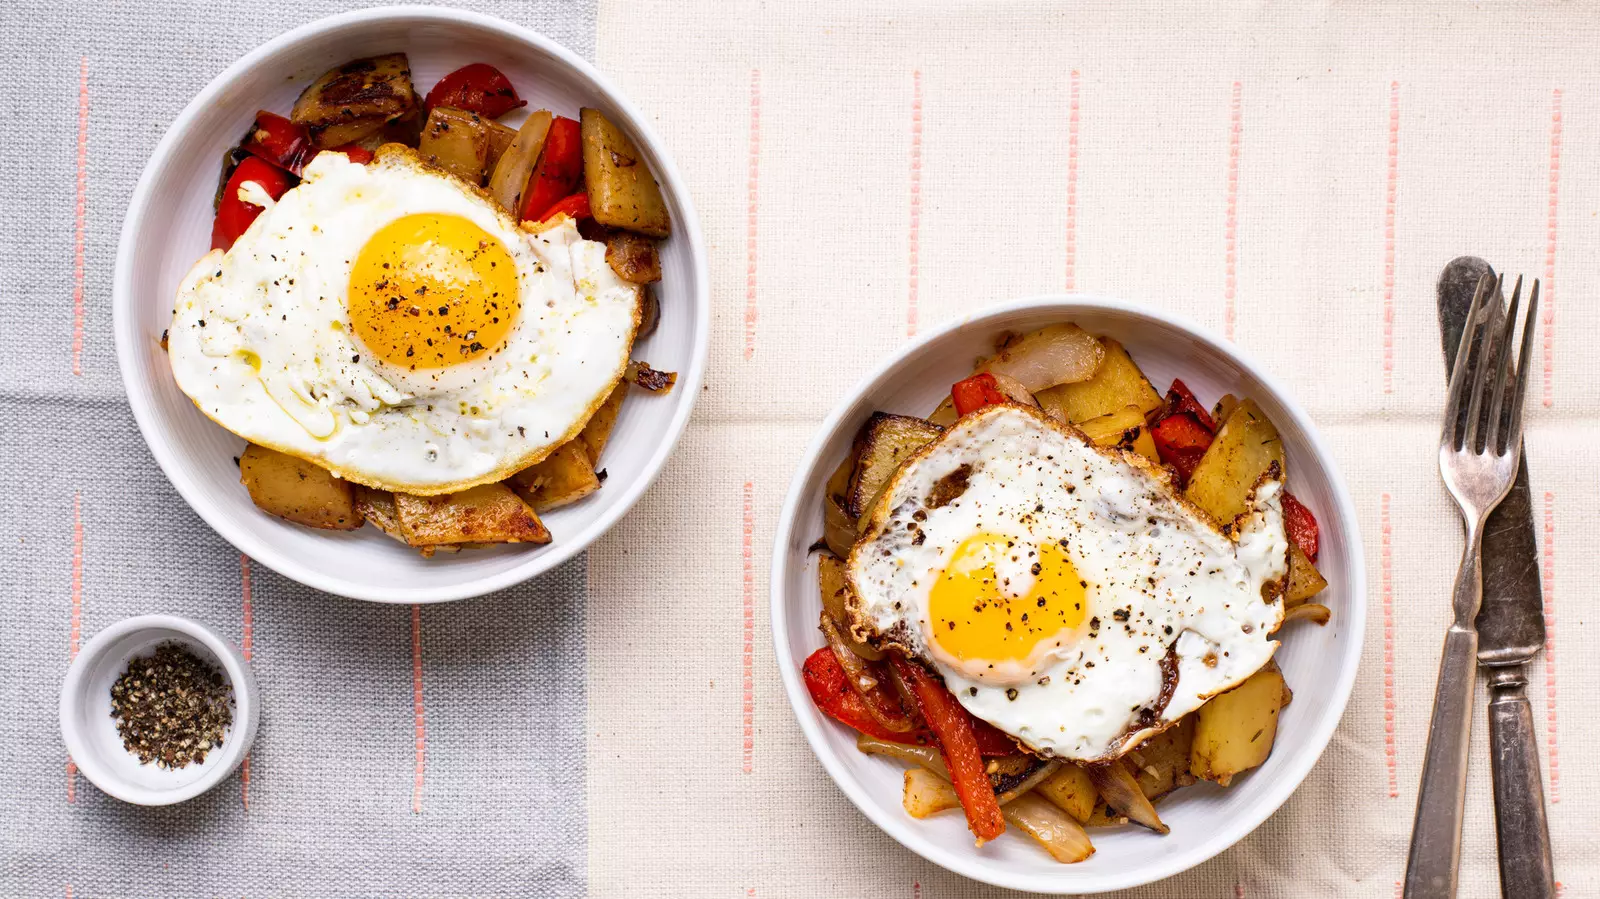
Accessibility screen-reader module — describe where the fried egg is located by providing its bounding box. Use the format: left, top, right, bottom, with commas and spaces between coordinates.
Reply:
167, 146, 640, 494
847, 404, 1289, 762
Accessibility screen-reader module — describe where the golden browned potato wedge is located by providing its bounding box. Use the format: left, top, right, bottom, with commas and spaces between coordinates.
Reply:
1190, 662, 1288, 786
290, 54, 418, 149
1076, 404, 1160, 464
1035, 338, 1161, 423
418, 107, 493, 184
394, 483, 550, 546
483, 119, 517, 172
354, 486, 403, 542
1085, 758, 1167, 833
580, 108, 670, 237
239, 444, 363, 530
1185, 399, 1286, 524
1034, 764, 1098, 824
845, 413, 943, 520
1286, 543, 1329, 603
1125, 716, 1197, 800
579, 382, 627, 465
605, 232, 662, 283
817, 552, 883, 659
1211, 393, 1240, 428
508, 442, 602, 512
927, 395, 958, 427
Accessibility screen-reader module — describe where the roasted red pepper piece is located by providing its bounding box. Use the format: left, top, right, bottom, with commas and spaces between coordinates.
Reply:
890, 657, 1006, 842
1150, 412, 1213, 486
211, 156, 294, 251
1283, 491, 1320, 561
240, 111, 313, 175
950, 372, 1009, 417
1164, 378, 1217, 433
320, 143, 374, 165
519, 117, 584, 222
423, 63, 527, 118
802, 648, 926, 745
536, 191, 592, 223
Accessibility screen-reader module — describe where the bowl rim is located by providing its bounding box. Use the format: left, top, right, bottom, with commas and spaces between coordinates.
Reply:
111, 6, 710, 602
768, 293, 1367, 893
59, 614, 260, 806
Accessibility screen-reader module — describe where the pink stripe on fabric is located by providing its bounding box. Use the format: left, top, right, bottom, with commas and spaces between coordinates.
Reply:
1234, 884, 1245, 898
742, 480, 755, 773
410, 604, 426, 813
906, 70, 924, 337
744, 70, 761, 359
72, 57, 88, 376
1383, 82, 1399, 394
65, 886, 72, 899
913, 882, 921, 899
67, 492, 83, 802
1224, 82, 1241, 340
1543, 89, 1561, 408
1381, 493, 1398, 797
1065, 70, 1080, 291
1542, 492, 1559, 802
240, 554, 253, 809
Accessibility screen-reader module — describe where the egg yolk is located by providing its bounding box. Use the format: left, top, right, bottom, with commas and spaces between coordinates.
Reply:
348, 213, 520, 370
928, 533, 1088, 666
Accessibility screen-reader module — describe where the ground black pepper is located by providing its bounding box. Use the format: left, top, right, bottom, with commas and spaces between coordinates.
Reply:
108, 643, 234, 769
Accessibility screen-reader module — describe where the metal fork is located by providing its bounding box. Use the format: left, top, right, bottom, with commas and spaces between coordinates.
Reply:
1405, 273, 1540, 898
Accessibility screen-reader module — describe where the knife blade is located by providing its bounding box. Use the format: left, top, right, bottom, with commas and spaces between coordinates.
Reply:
1436, 257, 1544, 662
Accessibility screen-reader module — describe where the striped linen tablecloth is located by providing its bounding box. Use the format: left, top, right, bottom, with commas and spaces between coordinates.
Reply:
3, 1, 1599, 896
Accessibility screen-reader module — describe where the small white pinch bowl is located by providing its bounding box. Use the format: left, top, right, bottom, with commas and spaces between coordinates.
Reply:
60, 615, 260, 806
113, 7, 709, 602
770, 295, 1365, 893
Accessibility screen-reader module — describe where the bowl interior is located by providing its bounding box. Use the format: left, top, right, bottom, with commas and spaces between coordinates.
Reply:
116, 10, 704, 601
772, 299, 1364, 892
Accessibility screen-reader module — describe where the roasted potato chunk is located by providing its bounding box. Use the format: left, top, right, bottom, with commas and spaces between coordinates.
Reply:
394, 483, 550, 546
291, 54, 418, 148
1076, 404, 1160, 463
418, 107, 493, 184
239, 444, 363, 530
1035, 338, 1162, 423
605, 232, 662, 283
1125, 716, 1197, 800
508, 442, 602, 512
1191, 662, 1288, 786
845, 413, 943, 520
579, 382, 627, 465
580, 107, 670, 237
1286, 543, 1328, 603
354, 486, 403, 542
1034, 764, 1097, 824
1085, 758, 1166, 833
1185, 399, 1286, 524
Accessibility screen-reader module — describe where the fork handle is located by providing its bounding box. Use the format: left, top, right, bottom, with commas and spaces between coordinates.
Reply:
1405, 624, 1480, 898
1488, 666, 1555, 899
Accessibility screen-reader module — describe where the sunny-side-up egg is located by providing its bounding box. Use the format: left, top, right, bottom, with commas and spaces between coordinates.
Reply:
847, 404, 1289, 763
167, 145, 641, 494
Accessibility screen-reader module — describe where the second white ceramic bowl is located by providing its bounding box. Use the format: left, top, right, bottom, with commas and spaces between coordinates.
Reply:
770, 295, 1365, 893
113, 7, 708, 602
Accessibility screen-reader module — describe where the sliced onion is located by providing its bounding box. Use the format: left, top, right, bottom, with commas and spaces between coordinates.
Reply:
1281, 602, 1332, 626
818, 557, 882, 660
823, 498, 857, 559
487, 110, 552, 214
979, 324, 1105, 392
859, 733, 946, 773
1002, 792, 1096, 863
820, 612, 912, 731
903, 767, 963, 818
986, 370, 1039, 408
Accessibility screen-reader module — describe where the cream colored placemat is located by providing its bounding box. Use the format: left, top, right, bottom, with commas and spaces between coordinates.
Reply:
586, 1, 1600, 896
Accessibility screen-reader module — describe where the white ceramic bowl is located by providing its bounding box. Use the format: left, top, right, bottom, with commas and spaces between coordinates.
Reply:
770, 296, 1365, 893
60, 615, 260, 806
113, 7, 708, 602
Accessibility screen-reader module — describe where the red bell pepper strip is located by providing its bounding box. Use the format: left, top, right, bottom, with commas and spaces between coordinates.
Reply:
890, 657, 1006, 842
950, 372, 1009, 417
240, 110, 313, 175
211, 156, 294, 251
1150, 412, 1213, 486
319, 143, 374, 165
536, 192, 591, 223
424, 63, 527, 119
802, 648, 926, 745
519, 117, 584, 222
1164, 378, 1217, 433
1283, 492, 1320, 561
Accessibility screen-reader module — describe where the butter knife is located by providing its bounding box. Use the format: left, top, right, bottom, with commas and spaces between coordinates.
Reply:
1437, 257, 1555, 898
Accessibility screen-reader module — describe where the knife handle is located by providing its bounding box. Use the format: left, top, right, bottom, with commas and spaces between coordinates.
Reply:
1406, 625, 1478, 899
1488, 667, 1555, 899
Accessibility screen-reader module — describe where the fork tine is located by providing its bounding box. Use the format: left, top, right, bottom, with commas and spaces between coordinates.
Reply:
1464, 274, 1515, 451
1502, 279, 1540, 454
1444, 273, 1496, 450
1484, 277, 1522, 454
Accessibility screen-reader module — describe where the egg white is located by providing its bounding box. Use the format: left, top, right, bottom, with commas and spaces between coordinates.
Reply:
167, 147, 640, 494
847, 404, 1289, 762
